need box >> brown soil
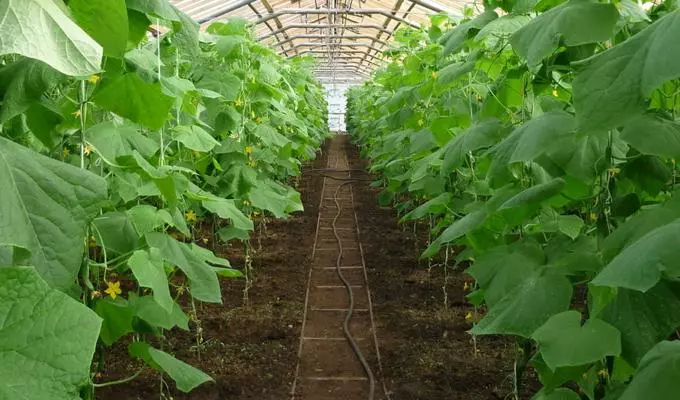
[96,144,329,400]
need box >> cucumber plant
[347,1,680,399]
[0,1,328,399]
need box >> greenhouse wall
[324,83,358,132]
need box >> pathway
[291,135,385,400]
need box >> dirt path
[292,135,385,400]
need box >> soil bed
[97,144,328,400]
[97,136,535,400]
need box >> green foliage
[347,2,680,398]
[0,267,102,400]
[0,0,102,75]
[0,1,328,397]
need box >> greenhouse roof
[170,0,466,82]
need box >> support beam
[309,56,383,68]
[298,49,384,65]
[281,44,385,65]
[298,49,383,54]
[357,0,412,70]
[315,64,374,72]
[409,0,449,13]
[258,0,298,55]
[271,35,388,47]
[195,0,259,24]
[252,9,420,29]
[247,4,292,56]
[315,69,368,73]
[279,43,386,54]
[292,54,383,67]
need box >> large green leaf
[171,125,219,152]
[249,180,303,218]
[145,233,222,303]
[128,248,173,312]
[491,111,576,165]
[441,119,506,171]
[531,388,581,400]
[92,73,174,130]
[0,267,102,400]
[488,111,576,181]
[0,59,65,124]
[601,196,680,261]
[543,131,609,181]
[621,115,680,159]
[532,311,621,370]
[510,0,619,67]
[401,192,453,221]
[592,219,680,292]
[441,10,498,57]
[597,282,680,366]
[573,9,680,132]
[254,124,291,148]
[94,297,135,345]
[466,242,545,308]
[619,341,680,400]
[127,205,173,236]
[470,267,573,337]
[0,137,107,290]
[170,5,200,58]
[125,0,180,21]
[196,71,241,101]
[129,342,212,392]
[132,294,188,330]
[187,184,253,231]
[493,181,566,228]
[436,209,487,245]
[532,354,590,394]
[25,99,65,148]
[437,53,478,86]
[92,212,140,255]
[86,121,159,166]
[69,0,128,57]
[475,15,531,45]
[0,0,102,76]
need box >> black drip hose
[319,169,376,400]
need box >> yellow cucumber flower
[105,281,122,300]
[185,209,197,222]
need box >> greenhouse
[1,0,679,399]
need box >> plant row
[347,1,680,399]
[0,0,328,399]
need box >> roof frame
[193,0,449,25]
[171,0,463,80]
[270,34,389,47]
[253,8,420,29]
[259,24,393,40]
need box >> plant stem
[92,367,144,388]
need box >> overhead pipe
[193,0,450,27]
[279,43,386,53]
[258,24,393,41]
[253,9,420,29]
[306,56,383,68]
[196,0,259,24]
[271,34,388,47]
[297,49,385,65]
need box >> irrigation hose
[321,170,376,400]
